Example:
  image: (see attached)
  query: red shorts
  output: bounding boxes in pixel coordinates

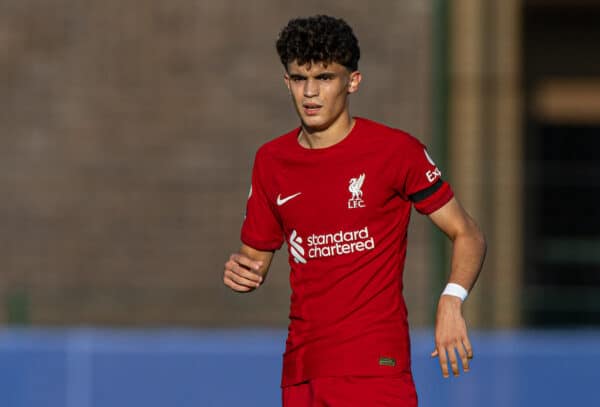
[281,374,418,407]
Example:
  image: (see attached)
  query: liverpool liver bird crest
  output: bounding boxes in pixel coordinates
[349,173,365,200]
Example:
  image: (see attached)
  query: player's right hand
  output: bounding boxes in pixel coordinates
[223,253,264,292]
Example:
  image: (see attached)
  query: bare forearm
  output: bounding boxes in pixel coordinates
[432,223,485,378]
[428,198,487,292]
[428,198,486,377]
[447,220,486,291]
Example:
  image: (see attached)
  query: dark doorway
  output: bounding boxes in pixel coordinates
[523,2,600,326]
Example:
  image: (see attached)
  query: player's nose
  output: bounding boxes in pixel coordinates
[303,78,319,97]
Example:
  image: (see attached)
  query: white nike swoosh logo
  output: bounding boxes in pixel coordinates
[277,192,302,206]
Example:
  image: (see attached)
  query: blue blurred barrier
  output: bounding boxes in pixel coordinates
[0,328,597,406]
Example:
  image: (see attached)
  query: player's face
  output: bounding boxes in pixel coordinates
[284,61,361,132]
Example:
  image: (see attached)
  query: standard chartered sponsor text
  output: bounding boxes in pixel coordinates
[306,226,375,258]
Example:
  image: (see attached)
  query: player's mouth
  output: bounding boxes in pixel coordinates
[302,102,322,116]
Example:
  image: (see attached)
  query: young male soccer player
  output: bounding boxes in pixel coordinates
[223,15,486,406]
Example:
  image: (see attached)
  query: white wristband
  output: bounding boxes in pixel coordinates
[441,283,469,302]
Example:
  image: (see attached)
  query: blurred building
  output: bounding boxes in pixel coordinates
[445,0,600,327]
[1,0,598,328]
[522,0,600,325]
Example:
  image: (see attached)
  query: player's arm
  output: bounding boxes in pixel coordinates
[427,197,487,378]
[223,244,275,293]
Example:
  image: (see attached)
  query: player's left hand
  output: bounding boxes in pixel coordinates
[431,295,473,378]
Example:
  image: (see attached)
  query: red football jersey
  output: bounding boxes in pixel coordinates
[241,117,453,387]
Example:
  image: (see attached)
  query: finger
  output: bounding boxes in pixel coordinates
[463,335,474,360]
[226,260,263,284]
[225,268,260,288]
[223,275,253,292]
[231,254,263,272]
[437,346,449,378]
[456,340,470,372]
[224,269,260,289]
[431,349,438,358]
[447,345,460,377]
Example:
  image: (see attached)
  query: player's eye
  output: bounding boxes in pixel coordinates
[317,74,334,81]
[290,76,305,82]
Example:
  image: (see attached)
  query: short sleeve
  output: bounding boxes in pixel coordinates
[395,137,454,215]
[240,150,284,251]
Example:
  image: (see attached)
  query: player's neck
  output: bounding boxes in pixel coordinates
[299,115,355,149]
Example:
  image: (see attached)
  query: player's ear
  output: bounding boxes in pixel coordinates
[348,71,362,94]
[284,72,291,93]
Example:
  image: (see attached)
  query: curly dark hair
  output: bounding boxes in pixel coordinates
[276,15,360,71]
